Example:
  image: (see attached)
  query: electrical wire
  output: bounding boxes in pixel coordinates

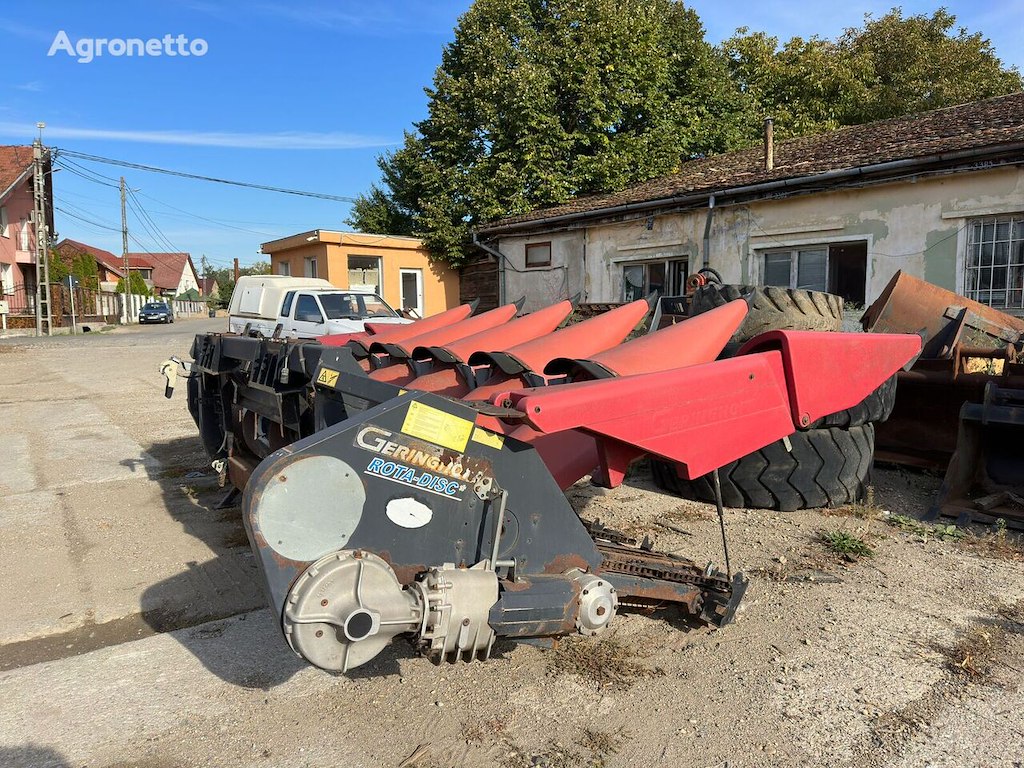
[54,148,359,203]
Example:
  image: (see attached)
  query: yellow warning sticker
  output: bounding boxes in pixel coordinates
[401,401,474,452]
[316,367,340,388]
[471,426,505,450]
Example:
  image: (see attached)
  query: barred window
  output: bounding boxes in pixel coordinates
[964,215,1024,311]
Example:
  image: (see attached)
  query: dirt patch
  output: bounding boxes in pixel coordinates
[547,636,664,690]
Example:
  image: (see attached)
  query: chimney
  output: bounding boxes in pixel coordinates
[764,118,774,172]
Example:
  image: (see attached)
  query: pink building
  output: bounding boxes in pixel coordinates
[0,145,53,313]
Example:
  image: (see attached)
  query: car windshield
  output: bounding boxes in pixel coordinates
[318,292,398,320]
[143,303,167,310]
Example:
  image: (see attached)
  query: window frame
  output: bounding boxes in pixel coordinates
[293,293,324,323]
[0,206,8,238]
[277,261,291,276]
[963,213,1024,312]
[525,242,552,268]
[620,257,688,301]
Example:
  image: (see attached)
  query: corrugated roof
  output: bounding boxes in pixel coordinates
[481,91,1024,232]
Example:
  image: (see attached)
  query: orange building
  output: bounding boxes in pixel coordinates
[261,230,459,317]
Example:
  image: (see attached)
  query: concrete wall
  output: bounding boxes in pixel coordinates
[494,165,1024,310]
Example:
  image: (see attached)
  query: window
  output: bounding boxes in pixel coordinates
[278,261,290,276]
[304,257,317,278]
[280,290,296,318]
[294,294,323,323]
[964,214,1024,311]
[0,206,7,238]
[761,243,866,305]
[621,258,687,301]
[348,256,381,293]
[18,219,30,251]
[318,292,399,320]
[0,263,13,295]
[526,242,551,268]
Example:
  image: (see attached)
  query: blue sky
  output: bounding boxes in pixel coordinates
[0,1,1020,273]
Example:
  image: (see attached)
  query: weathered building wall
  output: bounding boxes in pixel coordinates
[493,166,1024,310]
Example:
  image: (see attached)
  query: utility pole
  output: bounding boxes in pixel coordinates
[233,257,240,284]
[120,176,130,323]
[32,133,53,336]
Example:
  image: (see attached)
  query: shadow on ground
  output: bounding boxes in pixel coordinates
[0,745,71,768]
[135,435,303,689]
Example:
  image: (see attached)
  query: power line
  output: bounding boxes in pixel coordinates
[54,148,359,203]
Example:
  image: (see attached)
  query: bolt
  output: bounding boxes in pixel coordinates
[596,606,606,616]
[353,550,363,559]
[462,618,471,626]
[320,599,329,607]
[315,630,323,638]
[278,475,287,482]
[583,589,589,596]
[533,406,541,414]
[800,414,810,426]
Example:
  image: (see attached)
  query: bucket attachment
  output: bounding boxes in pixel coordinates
[929,384,1024,529]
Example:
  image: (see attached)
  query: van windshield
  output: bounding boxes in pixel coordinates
[318,292,399,320]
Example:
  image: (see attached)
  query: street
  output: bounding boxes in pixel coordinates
[1,320,1023,768]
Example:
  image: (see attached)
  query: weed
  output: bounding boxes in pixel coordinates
[577,727,628,767]
[500,728,629,768]
[886,514,963,541]
[820,529,874,560]
[959,525,1024,562]
[547,637,664,689]
[827,486,883,520]
[937,625,1006,682]
[662,505,712,523]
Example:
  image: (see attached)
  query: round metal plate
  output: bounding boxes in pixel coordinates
[257,455,365,562]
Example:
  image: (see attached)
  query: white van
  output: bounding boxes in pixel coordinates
[227,275,411,338]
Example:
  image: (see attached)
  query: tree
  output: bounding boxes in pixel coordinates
[841,8,1023,124]
[723,9,1022,140]
[347,0,746,264]
[49,247,100,290]
[116,272,151,297]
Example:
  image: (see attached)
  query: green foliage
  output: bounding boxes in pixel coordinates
[49,248,100,290]
[116,271,151,296]
[724,9,1023,140]
[820,529,874,560]
[198,259,272,308]
[350,4,1021,265]
[887,513,964,540]
[347,0,746,264]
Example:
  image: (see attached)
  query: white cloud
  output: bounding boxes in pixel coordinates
[0,121,395,149]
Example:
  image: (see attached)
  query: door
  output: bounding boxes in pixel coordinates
[400,268,424,317]
[289,293,326,337]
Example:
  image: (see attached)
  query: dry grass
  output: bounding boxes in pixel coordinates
[824,486,884,520]
[937,625,1007,682]
[662,505,713,523]
[499,728,628,768]
[958,524,1024,563]
[462,716,507,745]
[547,637,664,689]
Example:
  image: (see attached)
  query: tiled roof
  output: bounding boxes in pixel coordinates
[198,277,218,294]
[0,145,33,198]
[482,91,1024,232]
[128,251,195,291]
[55,238,125,278]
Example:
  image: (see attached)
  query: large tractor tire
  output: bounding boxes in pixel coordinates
[807,375,897,429]
[650,423,875,512]
[690,284,843,343]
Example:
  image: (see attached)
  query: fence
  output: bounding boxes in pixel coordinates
[1,282,210,331]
